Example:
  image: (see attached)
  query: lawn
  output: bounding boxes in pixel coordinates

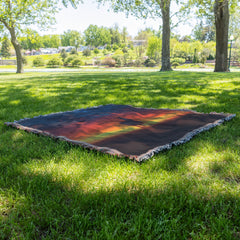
[0,71,239,239]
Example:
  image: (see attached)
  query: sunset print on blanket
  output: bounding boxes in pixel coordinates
[5,104,235,162]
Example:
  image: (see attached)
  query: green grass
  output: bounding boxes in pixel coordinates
[0,71,239,239]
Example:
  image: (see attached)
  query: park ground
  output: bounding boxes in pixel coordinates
[0,71,240,239]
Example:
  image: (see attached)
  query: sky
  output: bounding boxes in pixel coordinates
[41,1,195,37]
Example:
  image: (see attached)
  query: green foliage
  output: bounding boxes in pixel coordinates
[193,21,215,42]
[146,36,161,62]
[82,49,91,57]
[122,47,128,53]
[19,29,42,51]
[121,27,128,44]
[171,39,216,62]
[114,49,124,55]
[93,48,100,54]
[47,57,63,68]
[60,49,68,60]
[144,58,156,67]
[112,43,119,51]
[109,24,121,45]
[112,55,123,67]
[103,49,108,55]
[170,58,186,65]
[94,58,101,66]
[135,28,154,42]
[171,62,180,68]
[0,37,11,59]
[229,5,240,41]
[84,25,111,47]
[61,30,83,49]
[33,56,45,67]
[64,55,76,66]
[64,55,83,67]
[70,48,78,55]
[106,44,112,51]
[40,34,61,48]
[0,0,60,32]
[193,49,199,64]
[133,58,144,67]
[71,57,83,67]
[123,53,131,66]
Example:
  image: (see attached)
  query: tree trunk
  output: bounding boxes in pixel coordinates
[160,0,172,71]
[9,27,24,73]
[214,0,229,72]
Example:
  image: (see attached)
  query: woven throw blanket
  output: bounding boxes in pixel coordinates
[5,104,235,162]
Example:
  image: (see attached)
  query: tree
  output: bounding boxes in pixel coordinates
[134,28,154,44]
[0,0,61,73]
[20,29,42,51]
[0,0,82,73]
[109,24,121,45]
[159,0,172,71]
[96,0,177,71]
[193,21,215,42]
[40,34,61,48]
[214,0,229,71]
[146,36,162,63]
[121,27,129,44]
[61,30,83,49]
[1,36,11,59]
[84,25,111,47]
[188,0,239,72]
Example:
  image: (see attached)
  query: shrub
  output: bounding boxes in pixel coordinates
[171,62,180,68]
[64,56,83,67]
[102,57,116,67]
[103,49,108,55]
[112,55,123,67]
[94,48,99,54]
[122,47,128,53]
[106,44,112,51]
[170,58,185,65]
[82,49,91,57]
[64,56,75,66]
[123,53,130,67]
[94,58,101,66]
[144,58,156,67]
[70,48,78,55]
[112,44,119,51]
[71,57,83,67]
[200,56,207,64]
[60,49,68,60]
[33,56,45,67]
[133,58,143,67]
[47,57,63,68]
[114,49,124,55]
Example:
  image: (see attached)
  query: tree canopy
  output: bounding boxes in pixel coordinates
[0,0,82,73]
[84,25,111,47]
[0,36,11,59]
[61,30,83,49]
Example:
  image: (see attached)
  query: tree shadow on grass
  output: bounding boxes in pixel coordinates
[1,71,239,171]
[0,71,240,239]
[0,139,240,239]
[0,71,214,120]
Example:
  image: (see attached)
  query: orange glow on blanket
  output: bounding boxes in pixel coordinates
[36,109,190,143]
